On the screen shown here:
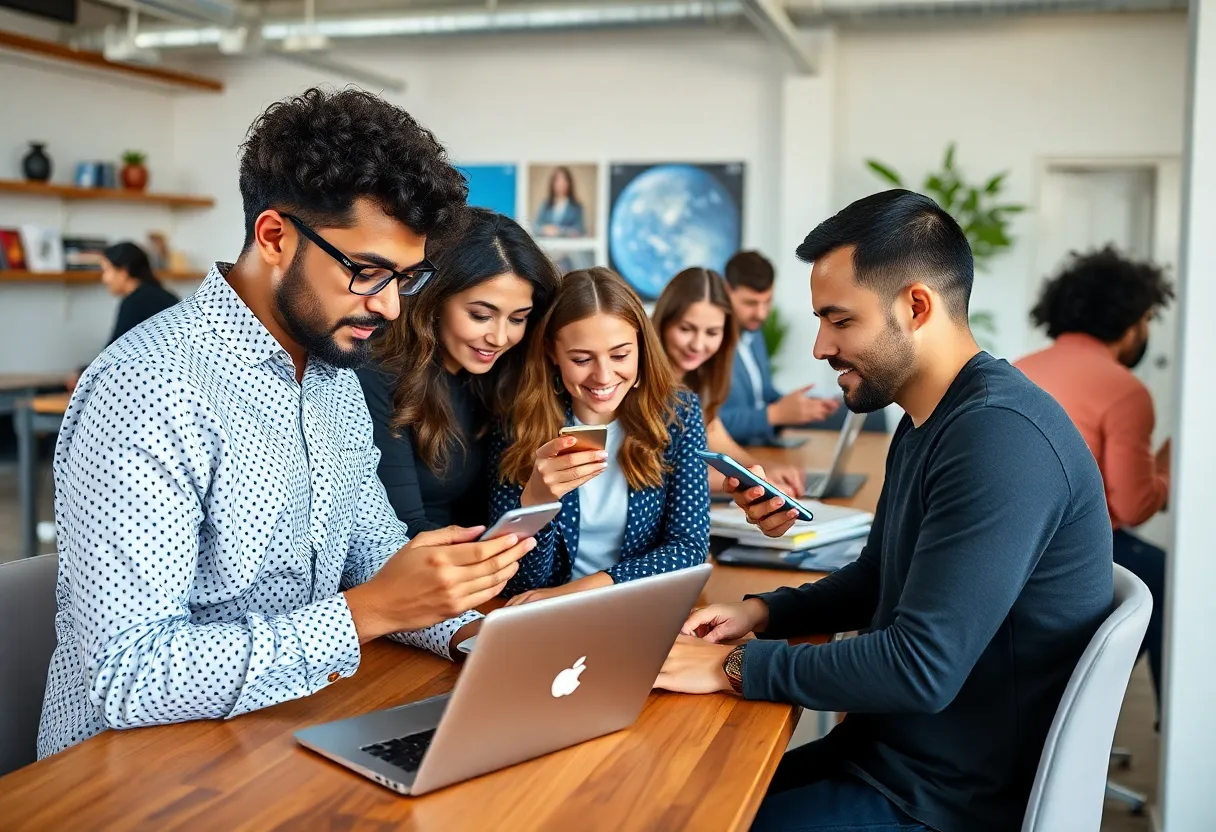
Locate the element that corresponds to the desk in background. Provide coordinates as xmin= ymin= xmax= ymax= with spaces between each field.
xmin=16 ymin=393 xmax=69 ymax=559
xmin=0 ymin=428 xmax=890 ymax=830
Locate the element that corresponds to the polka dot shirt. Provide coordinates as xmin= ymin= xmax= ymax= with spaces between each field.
xmin=488 ymin=391 xmax=711 ymax=594
xmin=37 ymin=264 xmax=478 ymax=759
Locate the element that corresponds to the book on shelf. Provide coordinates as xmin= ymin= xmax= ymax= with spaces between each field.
xmin=18 ymin=226 xmax=65 ymax=272
xmin=0 ymin=228 xmax=25 ymax=270
xmin=62 ymin=237 xmax=109 ymax=271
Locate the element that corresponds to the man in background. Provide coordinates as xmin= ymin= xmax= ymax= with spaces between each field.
xmin=1016 ymin=245 xmax=1173 ymax=712
xmin=718 ymin=250 xmax=839 ymax=445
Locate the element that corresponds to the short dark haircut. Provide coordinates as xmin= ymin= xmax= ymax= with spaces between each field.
xmin=724 ymin=250 xmax=775 ymax=292
xmin=238 ymin=87 xmax=468 ymax=248
xmin=796 ymin=189 xmax=974 ymax=322
xmin=1030 ymin=245 xmax=1174 ymax=341
xmin=103 ymin=241 xmax=158 ymax=285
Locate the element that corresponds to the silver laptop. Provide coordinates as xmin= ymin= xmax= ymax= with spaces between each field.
xmin=295 ymin=563 xmax=711 ymax=796
xmin=804 ymin=410 xmax=868 ymax=498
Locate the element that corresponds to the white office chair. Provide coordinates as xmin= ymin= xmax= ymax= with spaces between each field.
xmin=1021 ymin=563 xmax=1152 ymax=832
xmin=0 ymin=553 xmax=59 ymax=777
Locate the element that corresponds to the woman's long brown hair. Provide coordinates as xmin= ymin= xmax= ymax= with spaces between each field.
xmin=499 ymin=267 xmax=680 ymax=492
xmin=651 ymin=267 xmax=738 ymax=424
xmin=376 ymin=208 xmax=561 ymax=473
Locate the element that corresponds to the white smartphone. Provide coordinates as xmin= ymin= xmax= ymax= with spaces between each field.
xmin=559 ymin=424 xmax=608 ymax=452
xmin=478 ymin=501 xmax=563 ymax=541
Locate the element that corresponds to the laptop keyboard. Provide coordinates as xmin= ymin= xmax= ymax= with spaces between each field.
xmin=361 ymin=729 xmax=437 ymax=773
xmin=805 ymin=472 xmax=826 ymax=494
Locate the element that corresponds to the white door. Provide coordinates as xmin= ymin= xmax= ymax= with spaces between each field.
xmin=1033 ymin=162 xmax=1181 ymax=548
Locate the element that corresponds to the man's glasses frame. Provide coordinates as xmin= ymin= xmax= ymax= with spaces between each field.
xmin=282 ymin=213 xmax=437 ymax=297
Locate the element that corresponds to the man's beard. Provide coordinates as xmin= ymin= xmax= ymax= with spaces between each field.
xmin=831 ymin=318 xmax=916 ymax=414
xmin=274 ymin=249 xmax=386 ymax=369
xmin=1121 ymin=335 xmax=1149 ymax=370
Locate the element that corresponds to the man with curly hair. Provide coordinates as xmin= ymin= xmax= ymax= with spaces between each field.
xmin=39 ymin=88 xmax=534 ymax=757
xmin=1016 ymin=244 xmax=1175 ymax=712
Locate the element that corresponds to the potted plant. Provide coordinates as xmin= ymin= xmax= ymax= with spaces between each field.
xmin=120 ymin=151 xmax=148 ymax=191
xmin=865 ymin=143 xmax=1025 ymax=350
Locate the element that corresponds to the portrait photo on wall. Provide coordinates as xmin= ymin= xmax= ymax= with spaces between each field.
xmin=608 ymin=161 xmax=744 ymax=300
xmin=456 ymin=164 xmax=518 ymax=219
xmin=528 ymin=163 xmax=598 ymax=239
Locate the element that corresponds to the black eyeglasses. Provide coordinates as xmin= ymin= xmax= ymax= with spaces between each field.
xmin=282 ymin=213 xmax=437 ymax=297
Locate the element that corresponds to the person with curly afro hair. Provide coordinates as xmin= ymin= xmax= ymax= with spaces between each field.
xmin=40 ymin=88 xmax=538 ymax=756
xmin=1016 ymin=244 xmax=1175 ymax=713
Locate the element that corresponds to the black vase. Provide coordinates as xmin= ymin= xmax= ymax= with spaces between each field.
xmin=22 ymin=142 xmax=52 ymax=182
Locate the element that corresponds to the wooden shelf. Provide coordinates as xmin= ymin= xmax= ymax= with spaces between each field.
xmin=0 ymin=30 xmax=222 ymax=93
xmin=0 ymin=270 xmax=205 ymax=284
xmin=0 ymin=179 xmax=214 ymax=209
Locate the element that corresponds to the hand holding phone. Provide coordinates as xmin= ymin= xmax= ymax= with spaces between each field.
xmin=521 ymin=434 xmax=610 ymax=507
xmin=695 ymin=449 xmax=815 ymax=523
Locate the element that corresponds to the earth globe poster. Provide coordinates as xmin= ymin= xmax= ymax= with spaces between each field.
xmin=608 ymin=162 xmax=744 ymax=299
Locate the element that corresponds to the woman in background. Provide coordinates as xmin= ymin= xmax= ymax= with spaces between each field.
xmin=67 ymin=241 xmax=179 ymax=390
xmin=360 ymin=208 xmax=561 ymax=532
xmin=490 ymin=267 xmax=709 ymax=605
xmin=653 ymin=267 xmax=806 ymax=498
xmin=533 ymin=166 xmax=586 ymax=238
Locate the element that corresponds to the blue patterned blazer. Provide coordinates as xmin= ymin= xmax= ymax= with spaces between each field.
xmin=488 ymin=391 xmax=710 ymax=595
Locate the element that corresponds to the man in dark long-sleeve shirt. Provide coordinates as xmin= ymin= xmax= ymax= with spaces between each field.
xmin=657 ymin=191 xmax=1113 ymax=832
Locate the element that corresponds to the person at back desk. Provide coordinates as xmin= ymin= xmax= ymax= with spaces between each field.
xmin=718 ymin=250 xmax=838 ymax=445
xmin=358 ymin=209 xmax=560 ymax=532
xmin=656 ymin=190 xmax=1113 ymax=832
xmin=66 ymin=242 xmax=178 ymax=391
xmin=1015 ymin=245 xmax=1173 ymax=716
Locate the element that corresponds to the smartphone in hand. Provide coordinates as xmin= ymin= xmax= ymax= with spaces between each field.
xmin=559 ymin=424 xmax=608 ymax=453
xmin=478 ymin=502 xmax=564 ymax=541
xmin=694 ymin=450 xmax=815 ymax=523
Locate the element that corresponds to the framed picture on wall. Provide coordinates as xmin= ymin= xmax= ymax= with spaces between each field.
xmin=456 ymin=164 xmax=518 ymax=218
xmin=607 ymin=162 xmax=744 ymax=300
xmin=527 ymin=163 xmax=599 ymax=240
xmin=543 ymin=245 xmax=597 ymax=276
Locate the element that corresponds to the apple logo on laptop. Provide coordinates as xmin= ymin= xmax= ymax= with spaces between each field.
xmin=551 ymin=656 xmax=587 ymax=698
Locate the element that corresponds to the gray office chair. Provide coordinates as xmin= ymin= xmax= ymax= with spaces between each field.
xmin=0 ymin=553 xmax=59 ymax=776
xmin=1021 ymin=563 xmax=1152 ymax=832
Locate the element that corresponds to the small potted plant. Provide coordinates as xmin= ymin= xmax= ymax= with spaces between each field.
xmin=120 ymin=150 xmax=148 ymax=191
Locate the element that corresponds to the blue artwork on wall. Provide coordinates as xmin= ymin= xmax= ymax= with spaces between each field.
xmin=608 ymin=162 xmax=744 ymax=300
xmin=457 ymin=164 xmax=518 ymax=219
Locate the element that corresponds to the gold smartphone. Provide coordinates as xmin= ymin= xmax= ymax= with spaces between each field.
xmin=559 ymin=424 xmax=608 ymax=452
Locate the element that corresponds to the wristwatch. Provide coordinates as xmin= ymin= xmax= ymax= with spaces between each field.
xmin=722 ymin=645 xmax=746 ymax=694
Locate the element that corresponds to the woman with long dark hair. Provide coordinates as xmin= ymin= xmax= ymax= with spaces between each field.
xmin=359 ymin=208 xmax=561 ymax=532
xmin=652 ymin=267 xmax=805 ymax=497
xmin=66 ymin=241 xmax=179 ymax=390
xmin=533 ymin=166 xmax=585 ymax=238
xmin=489 ymin=267 xmax=709 ymax=605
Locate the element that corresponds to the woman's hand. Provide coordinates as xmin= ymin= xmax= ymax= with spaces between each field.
xmin=504 ymin=572 xmax=613 ymax=607
xmin=520 ymin=435 xmax=608 ymax=507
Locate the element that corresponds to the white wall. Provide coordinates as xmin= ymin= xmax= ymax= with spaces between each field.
xmin=831 ymin=14 xmax=1188 ymax=371
xmin=0 ymin=12 xmax=1190 ymax=382
xmin=1160 ymin=1 xmax=1216 ymax=825
xmin=170 ymin=28 xmax=786 ymax=292
xmin=0 ymin=8 xmax=194 ymax=373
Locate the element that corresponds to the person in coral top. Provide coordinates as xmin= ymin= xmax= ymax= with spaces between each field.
xmin=1016 ymin=245 xmax=1174 ymax=713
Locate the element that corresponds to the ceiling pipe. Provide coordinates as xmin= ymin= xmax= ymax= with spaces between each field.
xmin=740 ymin=0 xmax=817 ymax=73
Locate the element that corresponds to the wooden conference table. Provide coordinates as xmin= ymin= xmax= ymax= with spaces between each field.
xmin=0 ymin=430 xmax=891 ymax=832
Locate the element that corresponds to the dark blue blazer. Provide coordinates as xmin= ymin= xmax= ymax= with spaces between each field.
xmin=488 ymin=391 xmax=710 ymax=594
xmin=720 ymin=332 xmax=782 ymax=445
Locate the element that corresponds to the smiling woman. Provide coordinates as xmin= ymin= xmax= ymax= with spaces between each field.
xmin=488 ymin=267 xmax=711 ymax=606
xmin=357 ymin=208 xmax=561 ymax=533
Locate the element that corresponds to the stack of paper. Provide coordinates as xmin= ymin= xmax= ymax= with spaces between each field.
xmin=710 ymin=501 xmax=872 ymax=551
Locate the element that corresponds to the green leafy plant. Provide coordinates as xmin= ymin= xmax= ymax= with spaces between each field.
xmin=121 ymin=150 xmax=147 ymax=166
xmin=761 ymin=306 xmax=789 ymax=374
xmin=865 ymin=143 xmax=1026 ymax=349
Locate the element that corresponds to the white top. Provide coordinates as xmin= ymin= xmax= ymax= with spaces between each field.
xmin=738 ymin=330 xmax=766 ymax=409
xmin=571 ymin=417 xmax=629 ymax=579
